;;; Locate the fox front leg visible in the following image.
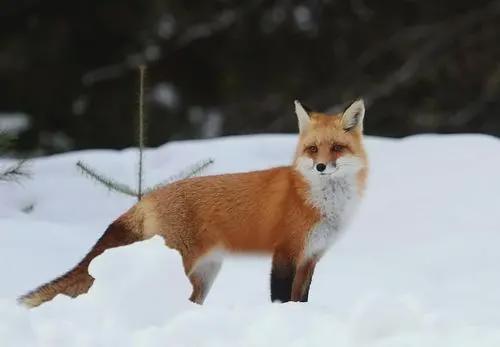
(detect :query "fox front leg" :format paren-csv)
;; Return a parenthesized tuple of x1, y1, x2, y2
(291, 258, 317, 302)
(270, 249, 296, 303)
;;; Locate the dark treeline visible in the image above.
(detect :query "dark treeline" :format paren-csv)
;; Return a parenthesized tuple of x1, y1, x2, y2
(1, 0, 499, 153)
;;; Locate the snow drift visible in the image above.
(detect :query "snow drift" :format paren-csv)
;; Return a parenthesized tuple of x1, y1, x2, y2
(1, 134, 500, 346)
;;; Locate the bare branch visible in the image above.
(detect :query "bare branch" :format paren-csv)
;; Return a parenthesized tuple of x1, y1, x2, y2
(450, 62, 500, 126)
(81, 1, 265, 85)
(356, 0, 500, 108)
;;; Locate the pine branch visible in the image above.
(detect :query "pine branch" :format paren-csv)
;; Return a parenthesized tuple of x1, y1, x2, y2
(144, 158, 214, 194)
(0, 132, 31, 183)
(0, 159, 30, 182)
(173, 158, 214, 181)
(76, 160, 138, 197)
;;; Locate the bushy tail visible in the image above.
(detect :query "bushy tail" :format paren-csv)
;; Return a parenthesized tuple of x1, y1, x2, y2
(18, 218, 141, 308)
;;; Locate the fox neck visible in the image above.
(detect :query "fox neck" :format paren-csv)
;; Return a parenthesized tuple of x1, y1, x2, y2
(294, 166, 361, 259)
(294, 159, 360, 230)
(297, 168, 360, 225)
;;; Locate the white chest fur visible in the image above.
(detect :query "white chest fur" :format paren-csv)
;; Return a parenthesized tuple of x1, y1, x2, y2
(303, 175, 360, 259)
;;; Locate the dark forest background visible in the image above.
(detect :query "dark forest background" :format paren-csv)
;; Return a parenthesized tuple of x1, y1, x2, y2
(1, 0, 499, 154)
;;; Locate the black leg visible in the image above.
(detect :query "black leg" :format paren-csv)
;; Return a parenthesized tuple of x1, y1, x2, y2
(270, 252, 295, 303)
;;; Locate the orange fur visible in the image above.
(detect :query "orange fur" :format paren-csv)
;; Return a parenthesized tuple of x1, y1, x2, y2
(294, 110, 368, 196)
(144, 167, 319, 261)
(19, 100, 368, 307)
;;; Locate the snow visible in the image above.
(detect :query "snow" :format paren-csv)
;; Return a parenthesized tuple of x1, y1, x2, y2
(1, 133, 500, 346)
(152, 82, 178, 110)
(0, 113, 30, 134)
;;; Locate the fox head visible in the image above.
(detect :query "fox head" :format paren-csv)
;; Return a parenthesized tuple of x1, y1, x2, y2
(293, 99, 368, 179)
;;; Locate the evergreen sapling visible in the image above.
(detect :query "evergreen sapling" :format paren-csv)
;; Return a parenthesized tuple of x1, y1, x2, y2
(76, 65, 214, 200)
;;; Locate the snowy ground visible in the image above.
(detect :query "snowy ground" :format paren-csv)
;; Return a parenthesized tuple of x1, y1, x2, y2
(1, 134, 500, 347)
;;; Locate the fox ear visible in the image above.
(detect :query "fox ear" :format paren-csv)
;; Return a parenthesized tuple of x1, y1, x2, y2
(342, 99, 365, 132)
(294, 100, 311, 133)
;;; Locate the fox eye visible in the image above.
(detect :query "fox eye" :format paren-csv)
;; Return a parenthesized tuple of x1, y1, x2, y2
(306, 145, 318, 153)
(332, 144, 344, 152)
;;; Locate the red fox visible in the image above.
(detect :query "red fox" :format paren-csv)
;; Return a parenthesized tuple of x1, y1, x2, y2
(19, 99, 368, 308)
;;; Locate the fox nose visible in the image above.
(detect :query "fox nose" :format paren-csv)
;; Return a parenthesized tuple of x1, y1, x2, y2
(316, 163, 326, 172)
